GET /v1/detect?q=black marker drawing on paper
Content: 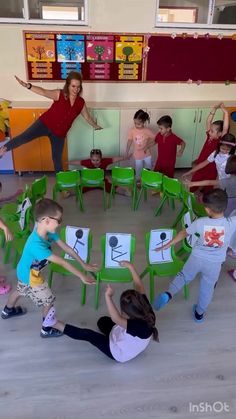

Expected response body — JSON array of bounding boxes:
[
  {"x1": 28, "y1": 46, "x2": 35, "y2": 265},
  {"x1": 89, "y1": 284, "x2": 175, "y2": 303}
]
[
  {"x1": 73, "y1": 229, "x2": 85, "y2": 255},
  {"x1": 109, "y1": 235, "x2": 128, "y2": 262},
  {"x1": 154, "y1": 232, "x2": 169, "y2": 260}
]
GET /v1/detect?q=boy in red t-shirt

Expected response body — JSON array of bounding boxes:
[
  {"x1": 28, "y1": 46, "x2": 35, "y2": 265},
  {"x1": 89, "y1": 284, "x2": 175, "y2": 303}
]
[{"x1": 151, "y1": 115, "x2": 185, "y2": 178}]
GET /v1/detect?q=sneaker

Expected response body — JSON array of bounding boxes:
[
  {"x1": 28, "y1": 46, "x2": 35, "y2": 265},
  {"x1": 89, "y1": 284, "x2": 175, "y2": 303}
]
[
  {"x1": 227, "y1": 269, "x2": 236, "y2": 282},
  {"x1": 40, "y1": 327, "x2": 63, "y2": 338},
  {"x1": 153, "y1": 292, "x2": 171, "y2": 310},
  {"x1": 192, "y1": 304, "x2": 204, "y2": 323},
  {"x1": 1, "y1": 305, "x2": 27, "y2": 319}
]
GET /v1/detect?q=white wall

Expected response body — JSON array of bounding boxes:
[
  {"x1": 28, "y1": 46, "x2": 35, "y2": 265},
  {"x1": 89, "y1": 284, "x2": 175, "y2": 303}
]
[{"x1": 0, "y1": 0, "x2": 236, "y2": 103}]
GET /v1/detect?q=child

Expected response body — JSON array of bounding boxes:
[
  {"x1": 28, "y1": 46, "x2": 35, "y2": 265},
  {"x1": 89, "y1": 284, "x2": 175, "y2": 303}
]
[
  {"x1": 152, "y1": 115, "x2": 186, "y2": 178},
  {"x1": 191, "y1": 103, "x2": 229, "y2": 190},
  {"x1": 0, "y1": 218, "x2": 12, "y2": 295},
  {"x1": 125, "y1": 109, "x2": 155, "y2": 182},
  {"x1": 1, "y1": 198, "x2": 97, "y2": 338},
  {"x1": 69, "y1": 149, "x2": 126, "y2": 193},
  {"x1": 52, "y1": 261, "x2": 159, "y2": 363},
  {"x1": 153, "y1": 189, "x2": 236, "y2": 323},
  {"x1": 183, "y1": 153, "x2": 236, "y2": 217}
]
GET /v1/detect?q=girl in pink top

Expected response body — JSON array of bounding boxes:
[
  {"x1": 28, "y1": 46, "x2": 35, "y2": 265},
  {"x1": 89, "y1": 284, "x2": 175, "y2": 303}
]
[{"x1": 126, "y1": 110, "x2": 155, "y2": 182}]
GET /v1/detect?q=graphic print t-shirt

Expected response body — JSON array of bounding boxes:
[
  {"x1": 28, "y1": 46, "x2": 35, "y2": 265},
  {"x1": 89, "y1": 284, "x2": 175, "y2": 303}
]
[
  {"x1": 17, "y1": 229, "x2": 59, "y2": 286},
  {"x1": 186, "y1": 216, "x2": 236, "y2": 262},
  {"x1": 128, "y1": 127, "x2": 155, "y2": 159}
]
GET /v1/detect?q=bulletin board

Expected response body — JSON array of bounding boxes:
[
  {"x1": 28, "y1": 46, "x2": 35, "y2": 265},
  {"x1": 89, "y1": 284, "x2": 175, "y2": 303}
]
[
  {"x1": 24, "y1": 32, "x2": 145, "y2": 82},
  {"x1": 145, "y1": 34, "x2": 236, "y2": 83}
]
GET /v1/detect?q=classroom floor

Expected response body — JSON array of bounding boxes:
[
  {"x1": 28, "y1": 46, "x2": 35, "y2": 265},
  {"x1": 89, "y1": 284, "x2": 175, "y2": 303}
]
[{"x1": 0, "y1": 172, "x2": 236, "y2": 419}]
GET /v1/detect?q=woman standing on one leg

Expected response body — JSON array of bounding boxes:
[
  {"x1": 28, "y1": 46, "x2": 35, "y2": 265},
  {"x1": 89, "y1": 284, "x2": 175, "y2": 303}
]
[{"x1": 0, "y1": 72, "x2": 102, "y2": 172}]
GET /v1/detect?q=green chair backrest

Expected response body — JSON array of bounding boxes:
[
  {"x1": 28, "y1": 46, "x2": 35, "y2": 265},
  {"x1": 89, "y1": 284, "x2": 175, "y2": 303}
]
[
  {"x1": 191, "y1": 193, "x2": 207, "y2": 217},
  {"x1": 145, "y1": 229, "x2": 177, "y2": 265},
  {"x1": 59, "y1": 226, "x2": 92, "y2": 263},
  {"x1": 111, "y1": 167, "x2": 135, "y2": 185},
  {"x1": 81, "y1": 168, "x2": 104, "y2": 185},
  {"x1": 31, "y1": 175, "x2": 48, "y2": 203},
  {"x1": 56, "y1": 170, "x2": 80, "y2": 187},
  {"x1": 163, "y1": 176, "x2": 182, "y2": 197},
  {"x1": 141, "y1": 168, "x2": 162, "y2": 188},
  {"x1": 101, "y1": 233, "x2": 136, "y2": 269}
]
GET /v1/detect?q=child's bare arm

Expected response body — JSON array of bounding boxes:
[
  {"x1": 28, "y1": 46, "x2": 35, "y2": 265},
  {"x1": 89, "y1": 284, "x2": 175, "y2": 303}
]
[
  {"x1": 183, "y1": 179, "x2": 219, "y2": 188},
  {"x1": 144, "y1": 138, "x2": 156, "y2": 152},
  {"x1": 119, "y1": 261, "x2": 146, "y2": 295},
  {"x1": 105, "y1": 285, "x2": 127, "y2": 328},
  {"x1": 47, "y1": 253, "x2": 96, "y2": 284},
  {"x1": 155, "y1": 229, "x2": 188, "y2": 251},
  {"x1": 67, "y1": 159, "x2": 82, "y2": 166},
  {"x1": 125, "y1": 139, "x2": 133, "y2": 158},
  {"x1": 177, "y1": 140, "x2": 186, "y2": 157},
  {"x1": 182, "y1": 159, "x2": 209, "y2": 178},
  {"x1": 56, "y1": 239, "x2": 99, "y2": 272},
  {"x1": 221, "y1": 103, "x2": 229, "y2": 136},
  {"x1": 0, "y1": 218, "x2": 13, "y2": 241},
  {"x1": 206, "y1": 104, "x2": 220, "y2": 131}
]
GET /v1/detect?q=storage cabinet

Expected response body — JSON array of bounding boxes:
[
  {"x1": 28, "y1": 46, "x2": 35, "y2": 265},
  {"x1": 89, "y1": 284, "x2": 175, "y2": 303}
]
[
  {"x1": 67, "y1": 109, "x2": 120, "y2": 162},
  {"x1": 8, "y1": 109, "x2": 68, "y2": 173}
]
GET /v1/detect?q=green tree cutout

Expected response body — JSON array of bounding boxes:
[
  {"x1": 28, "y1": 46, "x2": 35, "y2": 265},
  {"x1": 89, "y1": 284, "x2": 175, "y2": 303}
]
[
  {"x1": 122, "y1": 46, "x2": 133, "y2": 62},
  {"x1": 94, "y1": 45, "x2": 105, "y2": 61}
]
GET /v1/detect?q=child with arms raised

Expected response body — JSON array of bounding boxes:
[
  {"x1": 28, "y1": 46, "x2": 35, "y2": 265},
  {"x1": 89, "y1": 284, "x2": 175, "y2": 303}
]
[
  {"x1": 1, "y1": 199, "x2": 97, "y2": 337},
  {"x1": 154, "y1": 189, "x2": 236, "y2": 323},
  {"x1": 53, "y1": 261, "x2": 159, "y2": 362}
]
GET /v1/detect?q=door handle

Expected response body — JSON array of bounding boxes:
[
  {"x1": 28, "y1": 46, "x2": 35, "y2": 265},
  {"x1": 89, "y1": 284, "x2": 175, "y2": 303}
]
[
  {"x1": 193, "y1": 110, "x2": 197, "y2": 123},
  {"x1": 198, "y1": 110, "x2": 202, "y2": 123}
]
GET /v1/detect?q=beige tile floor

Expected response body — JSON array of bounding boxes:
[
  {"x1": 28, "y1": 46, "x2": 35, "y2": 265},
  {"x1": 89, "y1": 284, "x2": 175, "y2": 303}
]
[{"x1": 0, "y1": 172, "x2": 236, "y2": 419}]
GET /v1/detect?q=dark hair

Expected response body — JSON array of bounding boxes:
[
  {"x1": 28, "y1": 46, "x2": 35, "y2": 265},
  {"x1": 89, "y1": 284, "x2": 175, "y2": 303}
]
[
  {"x1": 134, "y1": 109, "x2": 150, "y2": 124},
  {"x1": 35, "y1": 198, "x2": 63, "y2": 221},
  {"x1": 214, "y1": 133, "x2": 236, "y2": 157},
  {"x1": 62, "y1": 71, "x2": 83, "y2": 99},
  {"x1": 212, "y1": 120, "x2": 223, "y2": 133},
  {"x1": 225, "y1": 155, "x2": 236, "y2": 175},
  {"x1": 157, "y1": 115, "x2": 172, "y2": 128},
  {"x1": 202, "y1": 188, "x2": 228, "y2": 213},
  {"x1": 120, "y1": 289, "x2": 159, "y2": 342},
  {"x1": 90, "y1": 149, "x2": 102, "y2": 158}
]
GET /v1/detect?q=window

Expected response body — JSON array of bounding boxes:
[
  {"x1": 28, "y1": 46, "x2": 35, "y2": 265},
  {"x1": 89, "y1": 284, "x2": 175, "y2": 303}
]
[
  {"x1": 0, "y1": 0, "x2": 88, "y2": 25},
  {"x1": 155, "y1": 0, "x2": 236, "y2": 28}
]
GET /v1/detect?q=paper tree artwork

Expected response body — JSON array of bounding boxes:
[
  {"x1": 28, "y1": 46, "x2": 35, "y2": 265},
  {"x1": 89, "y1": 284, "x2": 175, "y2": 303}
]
[
  {"x1": 105, "y1": 233, "x2": 131, "y2": 268},
  {"x1": 65, "y1": 226, "x2": 90, "y2": 262},
  {"x1": 149, "y1": 229, "x2": 173, "y2": 264},
  {"x1": 86, "y1": 35, "x2": 114, "y2": 62},
  {"x1": 57, "y1": 34, "x2": 85, "y2": 62},
  {"x1": 115, "y1": 36, "x2": 143, "y2": 63},
  {"x1": 18, "y1": 198, "x2": 32, "y2": 230},
  {"x1": 26, "y1": 34, "x2": 55, "y2": 62}
]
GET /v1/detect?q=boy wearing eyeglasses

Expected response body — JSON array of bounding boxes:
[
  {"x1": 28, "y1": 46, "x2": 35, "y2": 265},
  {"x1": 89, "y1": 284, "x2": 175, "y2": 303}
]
[{"x1": 1, "y1": 198, "x2": 97, "y2": 338}]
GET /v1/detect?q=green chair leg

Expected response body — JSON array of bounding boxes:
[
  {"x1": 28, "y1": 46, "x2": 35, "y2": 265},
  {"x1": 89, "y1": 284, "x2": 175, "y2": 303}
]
[
  {"x1": 81, "y1": 283, "x2": 86, "y2": 305},
  {"x1": 149, "y1": 271, "x2": 155, "y2": 303},
  {"x1": 135, "y1": 187, "x2": 143, "y2": 210},
  {"x1": 48, "y1": 270, "x2": 53, "y2": 289},
  {"x1": 140, "y1": 267, "x2": 149, "y2": 279},
  {"x1": 95, "y1": 278, "x2": 100, "y2": 309},
  {"x1": 12, "y1": 251, "x2": 19, "y2": 269},
  {"x1": 144, "y1": 189, "x2": 147, "y2": 202}
]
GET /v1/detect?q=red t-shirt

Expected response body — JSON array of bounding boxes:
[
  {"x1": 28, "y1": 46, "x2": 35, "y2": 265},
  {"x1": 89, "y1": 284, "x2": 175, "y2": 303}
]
[
  {"x1": 191, "y1": 132, "x2": 219, "y2": 185},
  {"x1": 196, "y1": 132, "x2": 220, "y2": 163},
  {"x1": 40, "y1": 90, "x2": 85, "y2": 137},
  {"x1": 81, "y1": 158, "x2": 113, "y2": 170},
  {"x1": 154, "y1": 131, "x2": 183, "y2": 178}
]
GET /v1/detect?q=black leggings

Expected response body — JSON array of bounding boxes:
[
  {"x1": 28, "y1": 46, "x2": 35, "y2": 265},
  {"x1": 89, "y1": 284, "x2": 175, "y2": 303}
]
[
  {"x1": 5, "y1": 119, "x2": 65, "y2": 172},
  {"x1": 64, "y1": 316, "x2": 115, "y2": 360}
]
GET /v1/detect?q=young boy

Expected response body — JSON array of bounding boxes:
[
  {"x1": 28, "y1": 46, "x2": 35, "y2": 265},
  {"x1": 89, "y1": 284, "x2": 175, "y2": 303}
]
[
  {"x1": 153, "y1": 189, "x2": 236, "y2": 323},
  {"x1": 1, "y1": 198, "x2": 97, "y2": 337},
  {"x1": 152, "y1": 115, "x2": 186, "y2": 178}
]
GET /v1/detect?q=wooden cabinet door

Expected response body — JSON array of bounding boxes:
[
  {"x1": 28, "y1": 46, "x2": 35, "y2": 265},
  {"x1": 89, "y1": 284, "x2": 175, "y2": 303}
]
[
  {"x1": 93, "y1": 109, "x2": 120, "y2": 156},
  {"x1": 9, "y1": 109, "x2": 42, "y2": 172}
]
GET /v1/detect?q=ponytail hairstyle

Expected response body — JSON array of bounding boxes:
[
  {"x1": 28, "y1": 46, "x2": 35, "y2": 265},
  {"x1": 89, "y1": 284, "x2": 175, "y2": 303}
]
[
  {"x1": 120, "y1": 289, "x2": 159, "y2": 342},
  {"x1": 134, "y1": 109, "x2": 150, "y2": 124},
  {"x1": 63, "y1": 71, "x2": 83, "y2": 99},
  {"x1": 214, "y1": 133, "x2": 236, "y2": 157}
]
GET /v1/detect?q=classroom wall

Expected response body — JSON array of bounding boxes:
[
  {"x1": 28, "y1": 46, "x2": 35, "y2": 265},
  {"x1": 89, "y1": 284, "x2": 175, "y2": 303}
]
[{"x1": 0, "y1": 0, "x2": 236, "y2": 103}]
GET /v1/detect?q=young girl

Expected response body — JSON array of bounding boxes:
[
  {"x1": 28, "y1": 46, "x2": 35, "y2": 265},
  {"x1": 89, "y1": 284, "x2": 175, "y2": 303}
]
[
  {"x1": 191, "y1": 102, "x2": 229, "y2": 191},
  {"x1": 126, "y1": 110, "x2": 155, "y2": 182},
  {"x1": 68, "y1": 149, "x2": 126, "y2": 194},
  {"x1": 0, "y1": 218, "x2": 12, "y2": 295},
  {"x1": 183, "y1": 134, "x2": 236, "y2": 188},
  {"x1": 52, "y1": 261, "x2": 159, "y2": 363}
]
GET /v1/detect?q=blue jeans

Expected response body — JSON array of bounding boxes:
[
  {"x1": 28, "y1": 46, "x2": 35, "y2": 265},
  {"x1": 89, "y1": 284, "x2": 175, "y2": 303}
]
[{"x1": 5, "y1": 119, "x2": 65, "y2": 172}]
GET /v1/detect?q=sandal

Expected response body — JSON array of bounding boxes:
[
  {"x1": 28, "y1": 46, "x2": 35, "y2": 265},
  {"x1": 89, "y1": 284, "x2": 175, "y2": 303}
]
[{"x1": 1, "y1": 305, "x2": 27, "y2": 319}]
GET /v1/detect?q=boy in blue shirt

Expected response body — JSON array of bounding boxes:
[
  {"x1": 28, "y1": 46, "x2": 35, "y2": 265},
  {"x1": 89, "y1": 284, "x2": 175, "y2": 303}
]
[
  {"x1": 153, "y1": 189, "x2": 236, "y2": 323},
  {"x1": 1, "y1": 198, "x2": 97, "y2": 337}
]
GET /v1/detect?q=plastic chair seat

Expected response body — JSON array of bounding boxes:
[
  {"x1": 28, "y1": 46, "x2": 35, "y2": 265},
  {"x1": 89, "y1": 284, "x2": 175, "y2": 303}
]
[
  {"x1": 135, "y1": 169, "x2": 163, "y2": 210},
  {"x1": 109, "y1": 167, "x2": 136, "y2": 210}
]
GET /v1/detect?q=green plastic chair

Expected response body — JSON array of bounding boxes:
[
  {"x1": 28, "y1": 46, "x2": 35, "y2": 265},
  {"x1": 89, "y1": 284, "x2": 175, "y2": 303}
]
[
  {"x1": 80, "y1": 168, "x2": 106, "y2": 211},
  {"x1": 176, "y1": 212, "x2": 196, "y2": 262},
  {"x1": 135, "y1": 169, "x2": 163, "y2": 210},
  {"x1": 48, "y1": 226, "x2": 93, "y2": 305},
  {"x1": 30, "y1": 175, "x2": 48, "y2": 207},
  {"x1": 109, "y1": 167, "x2": 137, "y2": 210},
  {"x1": 95, "y1": 233, "x2": 136, "y2": 309},
  {"x1": 154, "y1": 176, "x2": 182, "y2": 217},
  {"x1": 140, "y1": 229, "x2": 189, "y2": 303},
  {"x1": 52, "y1": 170, "x2": 83, "y2": 209},
  {"x1": 191, "y1": 193, "x2": 207, "y2": 218},
  {"x1": 0, "y1": 184, "x2": 30, "y2": 222},
  {"x1": 171, "y1": 187, "x2": 195, "y2": 228}
]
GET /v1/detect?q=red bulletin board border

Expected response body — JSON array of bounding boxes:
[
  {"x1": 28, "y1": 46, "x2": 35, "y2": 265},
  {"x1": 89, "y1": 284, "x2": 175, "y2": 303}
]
[{"x1": 23, "y1": 31, "x2": 145, "y2": 82}]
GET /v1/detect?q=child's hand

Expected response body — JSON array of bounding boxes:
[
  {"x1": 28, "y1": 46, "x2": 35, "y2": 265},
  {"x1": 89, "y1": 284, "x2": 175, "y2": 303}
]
[
  {"x1": 80, "y1": 273, "x2": 96, "y2": 285},
  {"x1": 220, "y1": 102, "x2": 226, "y2": 111},
  {"x1": 119, "y1": 260, "x2": 132, "y2": 269},
  {"x1": 94, "y1": 125, "x2": 102, "y2": 130},
  {"x1": 83, "y1": 262, "x2": 99, "y2": 272},
  {"x1": 3, "y1": 226, "x2": 13, "y2": 242},
  {"x1": 105, "y1": 284, "x2": 114, "y2": 297},
  {"x1": 177, "y1": 150, "x2": 183, "y2": 157},
  {"x1": 182, "y1": 172, "x2": 191, "y2": 180}
]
